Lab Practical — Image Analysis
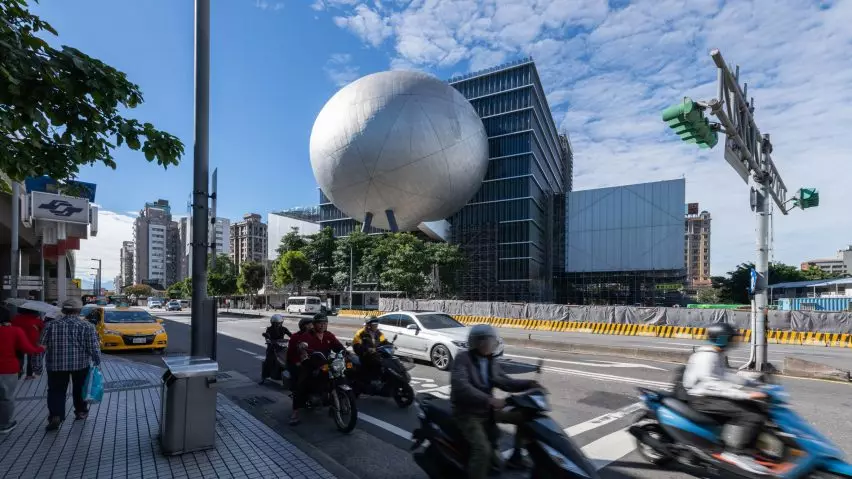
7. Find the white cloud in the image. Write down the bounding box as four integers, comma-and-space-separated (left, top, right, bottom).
323, 53, 361, 86
255, 0, 285, 11
321, 0, 852, 275
76, 210, 135, 289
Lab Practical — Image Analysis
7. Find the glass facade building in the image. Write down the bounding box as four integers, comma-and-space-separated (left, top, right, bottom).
318, 58, 572, 302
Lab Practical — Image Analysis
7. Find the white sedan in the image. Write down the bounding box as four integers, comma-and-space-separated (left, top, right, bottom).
375, 311, 504, 370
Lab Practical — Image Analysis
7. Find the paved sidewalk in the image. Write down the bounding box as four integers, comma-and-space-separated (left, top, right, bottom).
0, 357, 336, 479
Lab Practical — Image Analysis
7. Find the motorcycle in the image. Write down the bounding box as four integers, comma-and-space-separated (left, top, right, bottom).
629, 370, 852, 478
260, 339, 289, 384
347, 335, 416, 408
411, 361, 599, 478
297, 349, 359, 434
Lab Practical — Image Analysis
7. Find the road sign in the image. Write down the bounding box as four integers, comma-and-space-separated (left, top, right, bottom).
749, 268, 758, 294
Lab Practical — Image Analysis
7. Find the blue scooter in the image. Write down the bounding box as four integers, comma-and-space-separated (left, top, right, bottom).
629, 371, 852, 478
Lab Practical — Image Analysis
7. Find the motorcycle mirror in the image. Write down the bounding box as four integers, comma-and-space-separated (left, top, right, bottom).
392, 334, 398, 342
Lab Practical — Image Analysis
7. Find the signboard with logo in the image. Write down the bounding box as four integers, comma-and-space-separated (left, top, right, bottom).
25, 176, 97, 202
687, 203, 699, 215
31, 191, 90, 224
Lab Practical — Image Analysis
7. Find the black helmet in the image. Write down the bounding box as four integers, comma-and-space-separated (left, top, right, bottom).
298, 317, 313, 331
312, 313, 328, 324
707, 322, 737, 350
468, 324, 499, 353
365, 316, 379, 325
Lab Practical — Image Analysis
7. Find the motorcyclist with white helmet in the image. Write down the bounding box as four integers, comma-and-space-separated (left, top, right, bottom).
683, 322, 770, 475
450, 324, 542, 479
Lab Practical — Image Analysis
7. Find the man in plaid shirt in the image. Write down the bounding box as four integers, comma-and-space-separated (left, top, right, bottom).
39, 298, 101, 431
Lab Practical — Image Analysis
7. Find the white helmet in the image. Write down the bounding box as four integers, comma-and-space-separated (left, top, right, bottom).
270, 314, 284, 324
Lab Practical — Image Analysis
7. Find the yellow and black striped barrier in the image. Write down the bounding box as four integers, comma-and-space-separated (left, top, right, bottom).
337, 311, 852, 348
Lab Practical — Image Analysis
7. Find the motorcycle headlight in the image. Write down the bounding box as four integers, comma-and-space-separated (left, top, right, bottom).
452, 340, 468, 348
104, 329, 122, 336
331, 358, 345, 375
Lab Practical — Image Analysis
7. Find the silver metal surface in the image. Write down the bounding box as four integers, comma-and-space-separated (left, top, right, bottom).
162, 355, 218, 378
310, 71, 490, 231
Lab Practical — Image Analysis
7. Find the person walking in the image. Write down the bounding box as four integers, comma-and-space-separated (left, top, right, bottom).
0, 306, 46, 434
11, 307, 44, 379
39, 298, 101, 431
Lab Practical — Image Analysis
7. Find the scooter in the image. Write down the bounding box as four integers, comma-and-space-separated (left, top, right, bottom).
411, 361, 599, 478
260, 339, 289, 384
629, 369, 852, 478
347, 335, 417, 408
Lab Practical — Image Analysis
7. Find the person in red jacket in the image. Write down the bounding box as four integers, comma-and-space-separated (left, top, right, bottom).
11, 307, 44, 379
288, 314, 347, 425
0, 306, 46, 434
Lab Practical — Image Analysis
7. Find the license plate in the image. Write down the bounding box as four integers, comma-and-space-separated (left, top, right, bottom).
132, 338, 146, 344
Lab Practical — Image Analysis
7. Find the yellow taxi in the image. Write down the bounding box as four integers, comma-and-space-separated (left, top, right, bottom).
83, 306, 168, 352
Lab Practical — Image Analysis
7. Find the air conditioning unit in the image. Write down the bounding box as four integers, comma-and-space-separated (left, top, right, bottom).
89, 205, 99, 237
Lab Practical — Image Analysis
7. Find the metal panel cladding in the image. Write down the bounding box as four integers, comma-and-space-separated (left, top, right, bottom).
566, 179, 686, 272
309, 71, 490, 231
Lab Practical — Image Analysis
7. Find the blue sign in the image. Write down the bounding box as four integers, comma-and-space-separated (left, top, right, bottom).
25, 176, 97, 202
749, 268, 758, 294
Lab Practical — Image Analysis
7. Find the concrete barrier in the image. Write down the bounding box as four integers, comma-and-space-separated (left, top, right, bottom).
782, 357, 851, 382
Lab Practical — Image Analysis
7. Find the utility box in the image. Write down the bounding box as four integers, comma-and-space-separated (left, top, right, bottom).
160, 356, 219, 455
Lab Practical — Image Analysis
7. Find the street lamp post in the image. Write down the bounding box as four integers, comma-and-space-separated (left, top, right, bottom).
91, 258, 102, 295
349, 242, 353, 309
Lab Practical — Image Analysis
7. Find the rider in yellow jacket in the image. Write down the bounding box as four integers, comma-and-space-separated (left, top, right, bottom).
352, 317, 389, 378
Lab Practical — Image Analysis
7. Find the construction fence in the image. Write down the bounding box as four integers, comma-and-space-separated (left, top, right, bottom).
376, 299, 852, 335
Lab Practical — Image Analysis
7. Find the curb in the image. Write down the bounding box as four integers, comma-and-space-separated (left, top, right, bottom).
782, 357, 851, 382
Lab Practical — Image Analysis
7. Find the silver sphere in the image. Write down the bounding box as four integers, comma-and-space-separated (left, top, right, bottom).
310, 70, 489, 231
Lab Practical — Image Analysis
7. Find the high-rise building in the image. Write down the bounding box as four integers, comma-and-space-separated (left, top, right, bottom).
230, 213, 268, 270
180, 215, 231, 279
268, 208, 321, 260
317, 58, 572, 302
802, 246, 852, 276
685, 205, 711, 287
119, 240, 135, 289
133, 199, 179, 290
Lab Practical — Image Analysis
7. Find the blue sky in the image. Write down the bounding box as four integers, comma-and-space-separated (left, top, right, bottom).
35, 0, 851, 286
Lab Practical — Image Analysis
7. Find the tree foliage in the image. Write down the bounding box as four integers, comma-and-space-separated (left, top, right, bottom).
237, 261, 265, 297
695, 287, 720, 304
124, 283, 153, 297
711, 262, 824, 304
0, 0, 184, 191
302, 227, 335, 291
276, 227, 307, 257
273, 251, 311, 294
207, 254, 237, 297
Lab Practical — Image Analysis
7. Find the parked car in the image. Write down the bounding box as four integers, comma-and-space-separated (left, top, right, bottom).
82, 307, 168, 353
373, 311, 504, 370
166, 300, 182, 311
147, 298, 163, 309
286, 296, 323, 314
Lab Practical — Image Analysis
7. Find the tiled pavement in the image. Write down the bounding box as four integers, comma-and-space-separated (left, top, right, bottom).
0, 357, 337, 479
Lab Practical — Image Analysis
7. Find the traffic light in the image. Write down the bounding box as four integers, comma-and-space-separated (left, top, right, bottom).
797, 188, 819, 209
662, 98, 718, 149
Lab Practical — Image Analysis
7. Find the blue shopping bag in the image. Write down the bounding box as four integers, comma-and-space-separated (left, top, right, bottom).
83, 366, 104, 404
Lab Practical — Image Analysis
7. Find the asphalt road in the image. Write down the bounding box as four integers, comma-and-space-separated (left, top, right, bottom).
116, 311, 852, 479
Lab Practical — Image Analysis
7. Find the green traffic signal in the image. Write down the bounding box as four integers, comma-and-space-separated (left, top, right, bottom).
662, 98, 718, 149
797, 188, 819, 209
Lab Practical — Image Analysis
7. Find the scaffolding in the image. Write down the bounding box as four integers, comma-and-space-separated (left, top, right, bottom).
559, 269, 687, 306
452, 224, 499, 302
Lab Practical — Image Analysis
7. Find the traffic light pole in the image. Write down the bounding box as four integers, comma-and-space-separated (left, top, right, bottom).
663, 50, 817, 372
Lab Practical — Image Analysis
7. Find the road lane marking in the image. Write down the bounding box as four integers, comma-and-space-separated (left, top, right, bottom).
541, 366, 671, 389
503, 353, 665, 371
358, 412, 413, 440
237, 348, 266, 360
581, 428, 637, 470
564, 402, 644, 436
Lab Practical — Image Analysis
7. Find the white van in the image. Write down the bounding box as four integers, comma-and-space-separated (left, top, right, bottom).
287, 296, 322, 314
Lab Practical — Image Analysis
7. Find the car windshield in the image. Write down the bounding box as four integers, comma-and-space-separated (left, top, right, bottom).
416, 313, 463, 330
105, 311, 157, 324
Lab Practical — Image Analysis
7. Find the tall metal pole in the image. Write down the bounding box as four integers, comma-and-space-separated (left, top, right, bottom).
10, 183, 19, 299
190, 0, 211, 357
349, 242, 353, 309
753, 178, 770, 370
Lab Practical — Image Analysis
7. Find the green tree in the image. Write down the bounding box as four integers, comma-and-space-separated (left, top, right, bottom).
695, 287, 720, 304
124, 283, 153, 297
712, 262, 807, 304
425, 242, 465, 297
274, 251, 312, 294
331, 231, 371, 290
207, 254, 237, 297
801, 265, 835, 280
276, 226, 307, 257
302, 227, 336, 291
165, 281, 184, 299
374, 233, 431, 296
0, 0, 184, 192
237, 261, 265, 302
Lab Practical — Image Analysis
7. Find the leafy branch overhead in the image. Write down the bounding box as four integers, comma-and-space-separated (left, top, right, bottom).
0, 0, 184, 186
